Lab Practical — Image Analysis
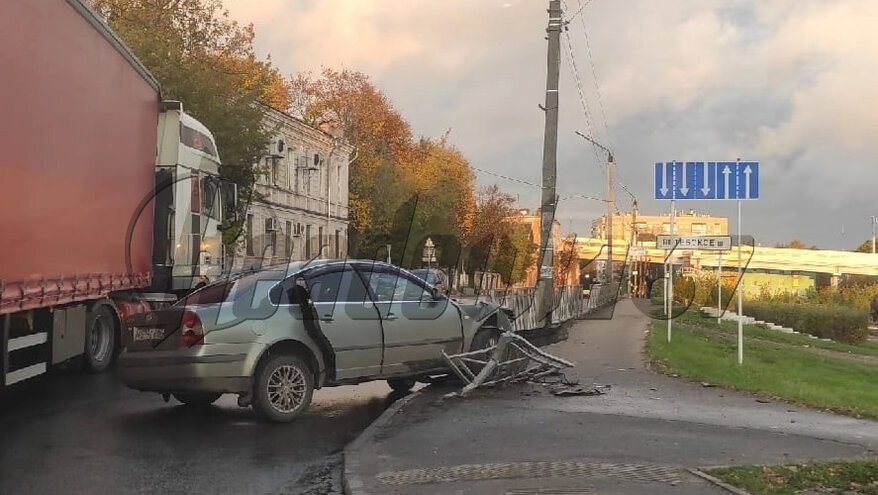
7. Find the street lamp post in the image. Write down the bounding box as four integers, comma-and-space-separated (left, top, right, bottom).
575, 131, 614, 285
871, 216, 877, 254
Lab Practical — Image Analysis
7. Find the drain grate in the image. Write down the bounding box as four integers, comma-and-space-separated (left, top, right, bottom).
376, 461, 683, 485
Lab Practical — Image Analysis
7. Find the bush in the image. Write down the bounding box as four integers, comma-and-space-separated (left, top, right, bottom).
743, 301, 870, 344
754, 283, 878, 311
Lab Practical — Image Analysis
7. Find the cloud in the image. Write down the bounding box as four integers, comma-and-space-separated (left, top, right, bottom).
223, 0, 878, 249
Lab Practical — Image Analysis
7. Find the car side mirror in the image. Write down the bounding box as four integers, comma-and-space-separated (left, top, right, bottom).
430, 286, 443, 300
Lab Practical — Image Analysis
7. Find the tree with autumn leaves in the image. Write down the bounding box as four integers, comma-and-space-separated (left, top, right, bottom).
90, 0, 536, 286
87, 0, 290, 244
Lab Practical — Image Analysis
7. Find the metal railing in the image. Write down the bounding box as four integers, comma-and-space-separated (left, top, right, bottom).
487, 282, 621, 331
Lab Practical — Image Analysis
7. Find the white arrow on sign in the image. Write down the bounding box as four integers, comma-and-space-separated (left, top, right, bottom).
701, 162, 711, 196
679, 162, 689, 196
660, 162, 668, 196
722, 164, 732, 199
742, 164, 752, 198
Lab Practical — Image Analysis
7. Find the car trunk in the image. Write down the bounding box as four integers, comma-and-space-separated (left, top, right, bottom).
122, 308, 189, 352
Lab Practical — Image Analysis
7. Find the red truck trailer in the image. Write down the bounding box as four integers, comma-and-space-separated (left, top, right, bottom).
0, 0, 231, 387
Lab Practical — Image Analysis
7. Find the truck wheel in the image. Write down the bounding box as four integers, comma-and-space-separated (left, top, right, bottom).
174, 393, 222, 407
387, 377, 416, 393
84, 305, 116, 373
253, 354, 314, 423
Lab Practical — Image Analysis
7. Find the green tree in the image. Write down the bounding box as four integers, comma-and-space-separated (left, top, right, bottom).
492, 224, 537, 286
775, 239, 807, 249
855, 239, 874, 253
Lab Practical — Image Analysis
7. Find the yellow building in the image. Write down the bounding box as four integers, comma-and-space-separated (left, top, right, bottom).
592, 209, 729, 243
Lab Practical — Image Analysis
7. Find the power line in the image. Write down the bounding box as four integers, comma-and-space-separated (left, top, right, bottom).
563, 0, 594, 24
573, 0, 611, 149
472, 166, 543, 189
561, 26, 605, 179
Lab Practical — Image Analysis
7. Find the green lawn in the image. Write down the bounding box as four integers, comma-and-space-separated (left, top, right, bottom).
676, 310, 878, 357
648, 318, 878, 418
710, 459, 878, 495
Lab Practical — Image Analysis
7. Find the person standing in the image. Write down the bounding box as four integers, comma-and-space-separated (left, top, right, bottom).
645, 272, 656, 299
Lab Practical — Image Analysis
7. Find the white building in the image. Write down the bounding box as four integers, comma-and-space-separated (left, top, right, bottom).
237, 105, 353, 269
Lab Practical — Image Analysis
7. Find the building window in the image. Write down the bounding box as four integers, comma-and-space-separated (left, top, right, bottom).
305, 224, 311, 258
287, 150, 298, 191
692, 223, 707, 235
714, 223, 721, 234
271, 156, 280, 185
246, 214, 254, 256
285, 220, 293, 258
662, 223, 671, 234
265, 218, 276, 258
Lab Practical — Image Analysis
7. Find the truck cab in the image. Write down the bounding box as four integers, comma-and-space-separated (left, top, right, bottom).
152, 101, 228, 294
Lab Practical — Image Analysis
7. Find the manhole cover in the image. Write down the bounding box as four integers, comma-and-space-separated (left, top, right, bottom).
376, 461, 683, 485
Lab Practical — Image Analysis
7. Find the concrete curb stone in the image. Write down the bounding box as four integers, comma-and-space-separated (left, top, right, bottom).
342, 390, 423, 495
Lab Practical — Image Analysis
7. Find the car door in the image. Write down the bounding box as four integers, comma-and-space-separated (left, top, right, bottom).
299, 265, 384, 380
358, 265, 463, 375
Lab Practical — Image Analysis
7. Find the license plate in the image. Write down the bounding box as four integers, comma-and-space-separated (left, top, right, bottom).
133, 327, 165, 342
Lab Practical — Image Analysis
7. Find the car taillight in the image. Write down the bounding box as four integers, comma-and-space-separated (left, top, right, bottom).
179, 311, 204, 347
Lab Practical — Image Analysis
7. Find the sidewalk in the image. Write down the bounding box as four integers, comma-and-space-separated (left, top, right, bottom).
345, 299, 878, 495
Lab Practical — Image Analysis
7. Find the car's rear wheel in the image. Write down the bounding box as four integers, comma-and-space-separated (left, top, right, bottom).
387, 377, 416, 393
253, 354, 314, 423
174, 393, 222, 407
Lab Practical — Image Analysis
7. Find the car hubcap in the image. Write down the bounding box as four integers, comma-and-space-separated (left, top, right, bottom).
267, 364, 307, 413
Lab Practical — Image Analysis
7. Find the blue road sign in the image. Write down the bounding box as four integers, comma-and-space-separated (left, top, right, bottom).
654, 161, 758, 200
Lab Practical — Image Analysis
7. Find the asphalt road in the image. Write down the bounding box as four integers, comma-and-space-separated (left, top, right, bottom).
0, 368, 404, 495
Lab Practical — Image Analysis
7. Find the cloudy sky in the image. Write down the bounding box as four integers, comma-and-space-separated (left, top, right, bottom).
225, 0, 878, 250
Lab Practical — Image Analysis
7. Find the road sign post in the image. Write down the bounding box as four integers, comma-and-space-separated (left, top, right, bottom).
737, 164, 744, 364
717, 250, 722, 324
667, 199, 675, 342
654, 159, 759, 362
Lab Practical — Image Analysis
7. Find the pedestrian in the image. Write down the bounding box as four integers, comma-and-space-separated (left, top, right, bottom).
645, 272, 656, 299
871, 293, 878, 324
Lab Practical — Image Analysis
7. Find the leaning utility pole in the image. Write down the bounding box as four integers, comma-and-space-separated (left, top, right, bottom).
536, 0, 562, 327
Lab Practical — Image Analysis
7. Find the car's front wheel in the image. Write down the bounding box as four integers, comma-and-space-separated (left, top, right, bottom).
174, 393, 222, 407
253, 354, 314, 422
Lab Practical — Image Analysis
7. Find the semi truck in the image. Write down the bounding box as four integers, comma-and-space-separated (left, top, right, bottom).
0, 0, 234, 387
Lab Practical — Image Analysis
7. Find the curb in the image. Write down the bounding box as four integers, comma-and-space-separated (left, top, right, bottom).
342, 389, 424, 495
688, 468, 753, 495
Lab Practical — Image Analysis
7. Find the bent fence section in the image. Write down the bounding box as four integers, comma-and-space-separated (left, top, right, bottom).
488, 283, 621, 332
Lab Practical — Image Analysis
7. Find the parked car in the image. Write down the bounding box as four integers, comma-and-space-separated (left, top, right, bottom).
411, 268, 449, 292
118, 260, 513, 422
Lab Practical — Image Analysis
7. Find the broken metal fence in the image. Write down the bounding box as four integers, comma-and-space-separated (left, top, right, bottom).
442, 331, 574, 397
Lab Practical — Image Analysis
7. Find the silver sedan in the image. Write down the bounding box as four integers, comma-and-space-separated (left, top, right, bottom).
118, 260, 512, 422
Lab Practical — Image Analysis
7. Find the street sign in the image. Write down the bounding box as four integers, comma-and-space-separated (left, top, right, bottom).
629, 246, 647, 257
656, 235, 732, 251
654, 161, 759, 200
